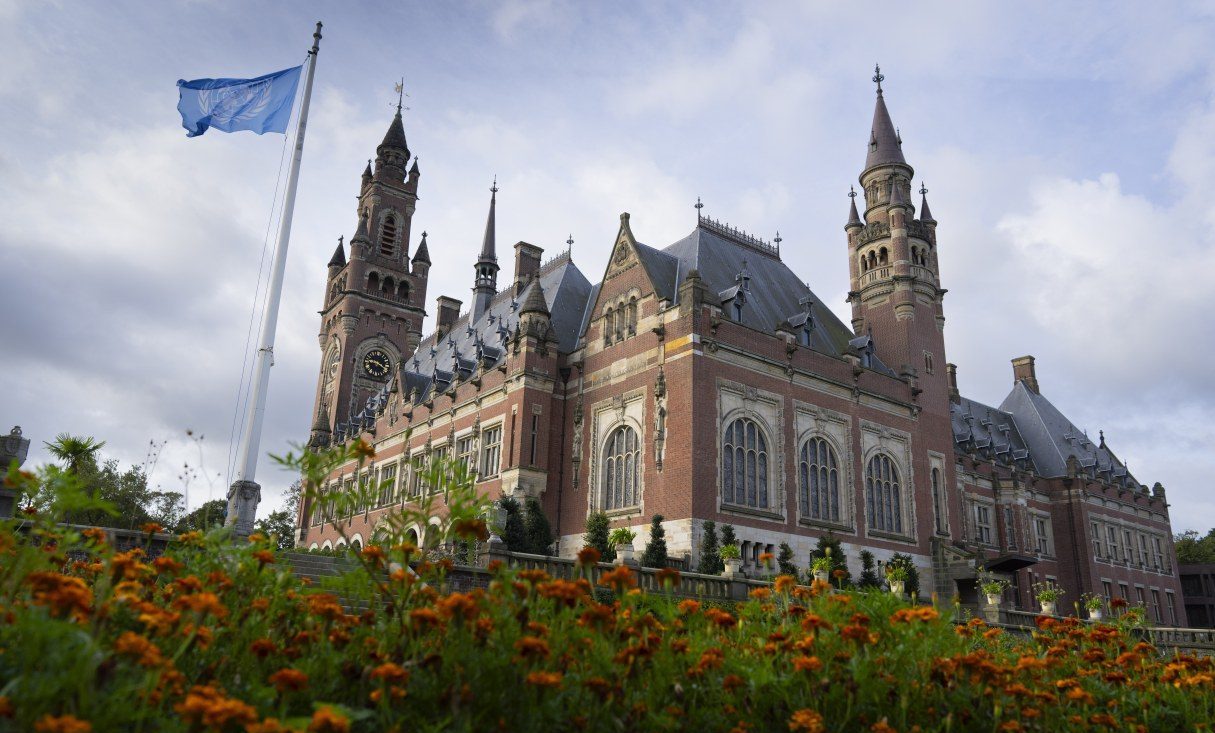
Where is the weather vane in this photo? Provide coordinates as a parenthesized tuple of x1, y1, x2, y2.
(848, 185, 857, 199)
(872, 64, 884, 93)
(394, 78, 410, 112)
(919, 182, 928, 196)
(491, 175, 498, 194)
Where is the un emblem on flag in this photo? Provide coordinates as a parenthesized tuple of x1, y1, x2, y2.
(200, 79, 274, 124)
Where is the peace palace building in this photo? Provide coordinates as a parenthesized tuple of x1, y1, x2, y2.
(295, 76, 1186, 624)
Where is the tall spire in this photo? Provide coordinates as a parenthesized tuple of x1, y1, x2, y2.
(846, 186, 862, 228)
(480, 177, 498, 261)
(864, 64, 907, 172)
(379, 108, 409, 156)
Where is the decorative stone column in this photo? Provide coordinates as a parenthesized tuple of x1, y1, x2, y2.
(226, 479, 261, 539)
(0, 426, 30, 518)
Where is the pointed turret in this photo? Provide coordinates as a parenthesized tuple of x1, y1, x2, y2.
(888, 177, 909, 209)
(412, 230, 431, 271)
(918, 182, 935, 223)
(471, 180, 501, 322)
(520, 278, 549, 316)
(379, 109, 409, 158)
(328, 238, 346, 268)
(864, 65, 907, 174)
(846, 187, 862, 229)
(373, 108, 410, 184)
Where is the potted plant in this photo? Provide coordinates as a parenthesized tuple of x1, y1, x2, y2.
(1082, 593, 1105, 621)
(609, 527, 637, 565)
(978, 572, 1008, 607)
(719, 543, 742, 576)
(1033, 581, 1064, 616)
(810, 554, 833, 583)
(885, 564, 908, 596)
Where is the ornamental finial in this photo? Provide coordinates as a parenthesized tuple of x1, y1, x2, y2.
(848, 185, 857, 199)
(695, 196, 704, 219)
(872, 64, 884, 94)
(491, 175, 498, 195)
(919, 182, 927, 196)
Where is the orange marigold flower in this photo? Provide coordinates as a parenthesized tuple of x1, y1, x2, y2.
(577, 546, 601, 567)
(774, 575, 798, 594)
(526, 671, 563, 688)
(722, 674, 745, 692)
(678, 599, 701, 615)
(656, 567, 681, 589)
(519, 569, 551, 584)
(801, 613, 832, 631)
(370, 663, 410, 684)
(515, 636, 552, 659)
(750, 587, 772, 600)
(33, 714, 92, 733)
(705, 608, 737, 629)
(113, 631, 163, 667)
(360, 545, 386, 564)
(871, 719, 898, 733)
(789, 708, 825, 733)
(409, 608, 443, 629)
(247, 718, 292, 733)
(793, 655, 823, 673)
(997, 722, 1023, 732)
(252, 550, 276, 566)
(152, 556, 183, 574)
(27, 572, 92, 619)
(139, 522, 164, 535)
(758, 552, 774, 566)
(81, 528, 107, 545)
(538, 579, 589, 607)
(452, 518, 489, 542)
(351, 439, 376, 460)
(598, 565, 636, 590)
(268, 668, 309, 693)
(250, 638, 276, 658)
(1110, 597, 1128, 610)
(891, 607, 939, 624)
(308, 705, 351, 733)
(435, 592, 480, 622)
(175, 685, 258, 729)
(173, 592, 227, 619)
(306, 593, 345, 621)
(110, 549, 148, 580)
(0, 696, 11, 718)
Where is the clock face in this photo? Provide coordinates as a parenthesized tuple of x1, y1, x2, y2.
(362, 349, 392, 379)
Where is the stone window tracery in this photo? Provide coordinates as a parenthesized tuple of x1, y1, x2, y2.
(799, 436, 840, 522)
(722, 417, 769, 509)
(865, 453, 902, 534)
(602, 425, 640, 510)
(380, 214, 398, 256)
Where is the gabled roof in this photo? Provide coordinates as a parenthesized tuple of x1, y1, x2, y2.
(997, 381, 1140, 485)
(951, 396, 1037, 473)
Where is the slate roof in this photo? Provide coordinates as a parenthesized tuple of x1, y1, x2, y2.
(865, 89, 906, 171)
(997, 382, 1141, 486)
(950, 396, 1036, 472)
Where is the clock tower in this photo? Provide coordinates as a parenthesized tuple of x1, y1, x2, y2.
(309, 104, 430, 448)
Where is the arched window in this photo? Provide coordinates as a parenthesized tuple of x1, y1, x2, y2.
(380, 215, 397, 256)
(382, 275, 394, 295)
(397, 281, 410, 301)
(722, 417, 769, 509)
(879, 247, 889, 266)
(860, 254, 868, 273)
(865, 453, 902, 534)
(602, 425, 640, 510)
(603, 307, 615, 344)
(627, 297, 638, 335)
(368, 271, 380, 292)
(799, 437, 840, 522)
(931, 467, 946, 534)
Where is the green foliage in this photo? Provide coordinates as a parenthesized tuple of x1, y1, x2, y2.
(640, 514, 668, 568)
(777, 541, 797, 576)
(1175, 528, 1215, 564)
(858, 549, 881, 588)
(889, 553, 920, 596)
(583, 511, 615, 562)
(608, 527, 636, 546)
(254, 509, 296, 550)
(719, 543, 741, 560)
(43, 433, 106, 474)
(499, 497, 527, 553)
(523, 497, 555, 555)
(174, 498, 228, 533)
(697, 520, 723, 575)
(720, 523, 737, 547)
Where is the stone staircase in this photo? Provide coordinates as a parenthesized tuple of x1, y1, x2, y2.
(281, 552, 374, 612)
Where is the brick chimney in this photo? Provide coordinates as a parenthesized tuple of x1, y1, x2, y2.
(1012, 355, 1039, 394)
(435, 296, 462, 340)
(946, 363, 960, 404)
(513, 241, 543, 294)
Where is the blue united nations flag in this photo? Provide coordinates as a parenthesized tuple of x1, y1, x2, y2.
(176, 66, 303, 138)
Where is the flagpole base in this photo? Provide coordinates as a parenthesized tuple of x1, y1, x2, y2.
(226, 479, 262, 540)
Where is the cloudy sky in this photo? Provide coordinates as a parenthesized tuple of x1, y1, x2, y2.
(2, 1, 1213, 531)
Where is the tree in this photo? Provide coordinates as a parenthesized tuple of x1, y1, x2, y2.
(640, 515, 669, 568)
(499, 497, 527, 553)
(888, 553, 920, 597)
(255, 510, 296, 550)
(720, 524, 737, 548)
(1175, 529, 1215, 564)
(523, 498, 555, 555)
(44, 434, 106, 475)
(857, 550, 881, 588)
(777, 542, 798, 576)
(810, 533, 851, 587)
(584, 511, 615, 562)
(697, 520, 723, 575)
(175, 499, 229, 533)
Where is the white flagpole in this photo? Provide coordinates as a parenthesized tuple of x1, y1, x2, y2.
(227, 21, 323, 538)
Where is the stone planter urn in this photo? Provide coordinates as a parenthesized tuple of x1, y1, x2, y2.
(889, 580, 905, 596)
(724, 557, 742, 575)
(985, 593, 1002, 607)
(614, 545, 634, 565)
(1039, 600, 1057, 616)
(1089, 607, 1103, 622)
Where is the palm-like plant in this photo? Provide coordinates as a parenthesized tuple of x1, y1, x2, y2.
(44, 434, 106, 474)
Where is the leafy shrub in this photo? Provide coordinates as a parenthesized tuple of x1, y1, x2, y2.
(777, 541, 798, 577)
(523, 497, 554, 555)
(640, 515, 668, 569)
(697, 520, 723, 575)
(583, 511, 615, 562)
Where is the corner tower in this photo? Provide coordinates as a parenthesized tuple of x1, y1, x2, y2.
(846, 66, 947, 405)
(310, 104, 430, 448)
